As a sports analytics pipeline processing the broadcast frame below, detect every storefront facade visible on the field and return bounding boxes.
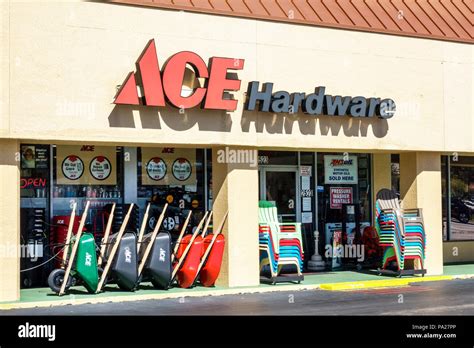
[1,0,473,301]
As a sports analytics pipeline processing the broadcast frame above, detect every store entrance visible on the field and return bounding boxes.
[259,166,299,223]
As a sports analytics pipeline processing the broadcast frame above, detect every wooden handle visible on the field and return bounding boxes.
[171,211,208,281]
[59,201,90,296]
[201,211,213,237]
[138,203,169,276]
[171,210,192,263]
[98,203,116,266]
[193,211,228,284]
[97,203,135,293]
[137,203,151,254]
[61,202,77,267]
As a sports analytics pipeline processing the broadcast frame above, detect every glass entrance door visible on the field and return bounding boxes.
[260,167,299,223]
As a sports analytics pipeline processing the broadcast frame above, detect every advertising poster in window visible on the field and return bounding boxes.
[56,145,117,185]
[324,155,358,184]
[141,148,196,186]
[330,187,353,209]
[21,145,36,169]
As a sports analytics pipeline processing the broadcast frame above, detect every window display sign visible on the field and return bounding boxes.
[62,155,84,180]
[141,148,196,186]
[20,177,47,189]
[172,158,192,181]
[146,157,167,181]
[21,145,36,169]
[324,155,358,184]
[330,187,353,209]
[35,146,49,169]
[89,156,112,181]
[300,165,312,176]
[56,145,117,185]
[325,222,371,270]
[20,144,49,170]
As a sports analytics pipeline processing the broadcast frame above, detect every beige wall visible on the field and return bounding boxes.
[212,147,260,287]
[400,152,444,275]
[0,1,9,137]
[0,0,472,153]
[0,139,20,301]
[0,0,472,300]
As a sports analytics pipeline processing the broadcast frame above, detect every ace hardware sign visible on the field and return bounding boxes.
[114,39,396,119]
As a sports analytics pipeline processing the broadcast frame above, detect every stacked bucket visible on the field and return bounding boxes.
[375,189,426,271]
[258,201,304,278]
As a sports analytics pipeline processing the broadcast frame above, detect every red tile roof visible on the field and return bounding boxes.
[109,0,474,43]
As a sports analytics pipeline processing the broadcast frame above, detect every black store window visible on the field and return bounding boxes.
[137,147,206,237]
[443,155,474,241]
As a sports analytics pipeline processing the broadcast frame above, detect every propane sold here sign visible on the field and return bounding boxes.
[324,155,358,184]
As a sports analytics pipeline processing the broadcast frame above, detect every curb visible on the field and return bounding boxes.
[1,273,473,310]
[0,283,321,310]
[319,275,455,291]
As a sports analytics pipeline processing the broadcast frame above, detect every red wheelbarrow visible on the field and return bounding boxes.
[174,212,228,288]
[171,212,209,288]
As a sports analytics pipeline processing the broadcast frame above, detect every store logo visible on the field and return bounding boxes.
[124,247,132,263]
[246,83,395,118]
[330,159,353,166]
[115,39,395,119]
[114,39,244,111]
[80,145,95,151]
[85,252,92,267]
[159,248,166,262]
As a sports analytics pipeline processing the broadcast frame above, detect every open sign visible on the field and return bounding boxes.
[20,178,47,189]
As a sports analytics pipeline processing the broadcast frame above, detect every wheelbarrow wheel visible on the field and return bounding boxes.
[48,269,73,294]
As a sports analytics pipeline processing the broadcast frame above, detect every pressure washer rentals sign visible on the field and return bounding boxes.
[324,155,358,184]
[330,187,353,209]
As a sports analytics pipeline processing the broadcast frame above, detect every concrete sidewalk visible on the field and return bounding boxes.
[1,264,473,310]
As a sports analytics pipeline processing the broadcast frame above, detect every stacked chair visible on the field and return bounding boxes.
[375,189,426,276]
[258,201,304,284]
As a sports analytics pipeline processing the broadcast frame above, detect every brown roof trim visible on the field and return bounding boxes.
[107,0,474,44]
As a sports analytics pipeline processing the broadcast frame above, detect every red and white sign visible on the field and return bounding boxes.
[114,39,244,111]
[61,155,84,181]
[330,187,353,209]
[172,158,192,181]
[20,177,47,189]
[146,157,167,181]
[89,156,112,181]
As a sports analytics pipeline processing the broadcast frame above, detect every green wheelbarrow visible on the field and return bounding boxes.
[48,201,101,295]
